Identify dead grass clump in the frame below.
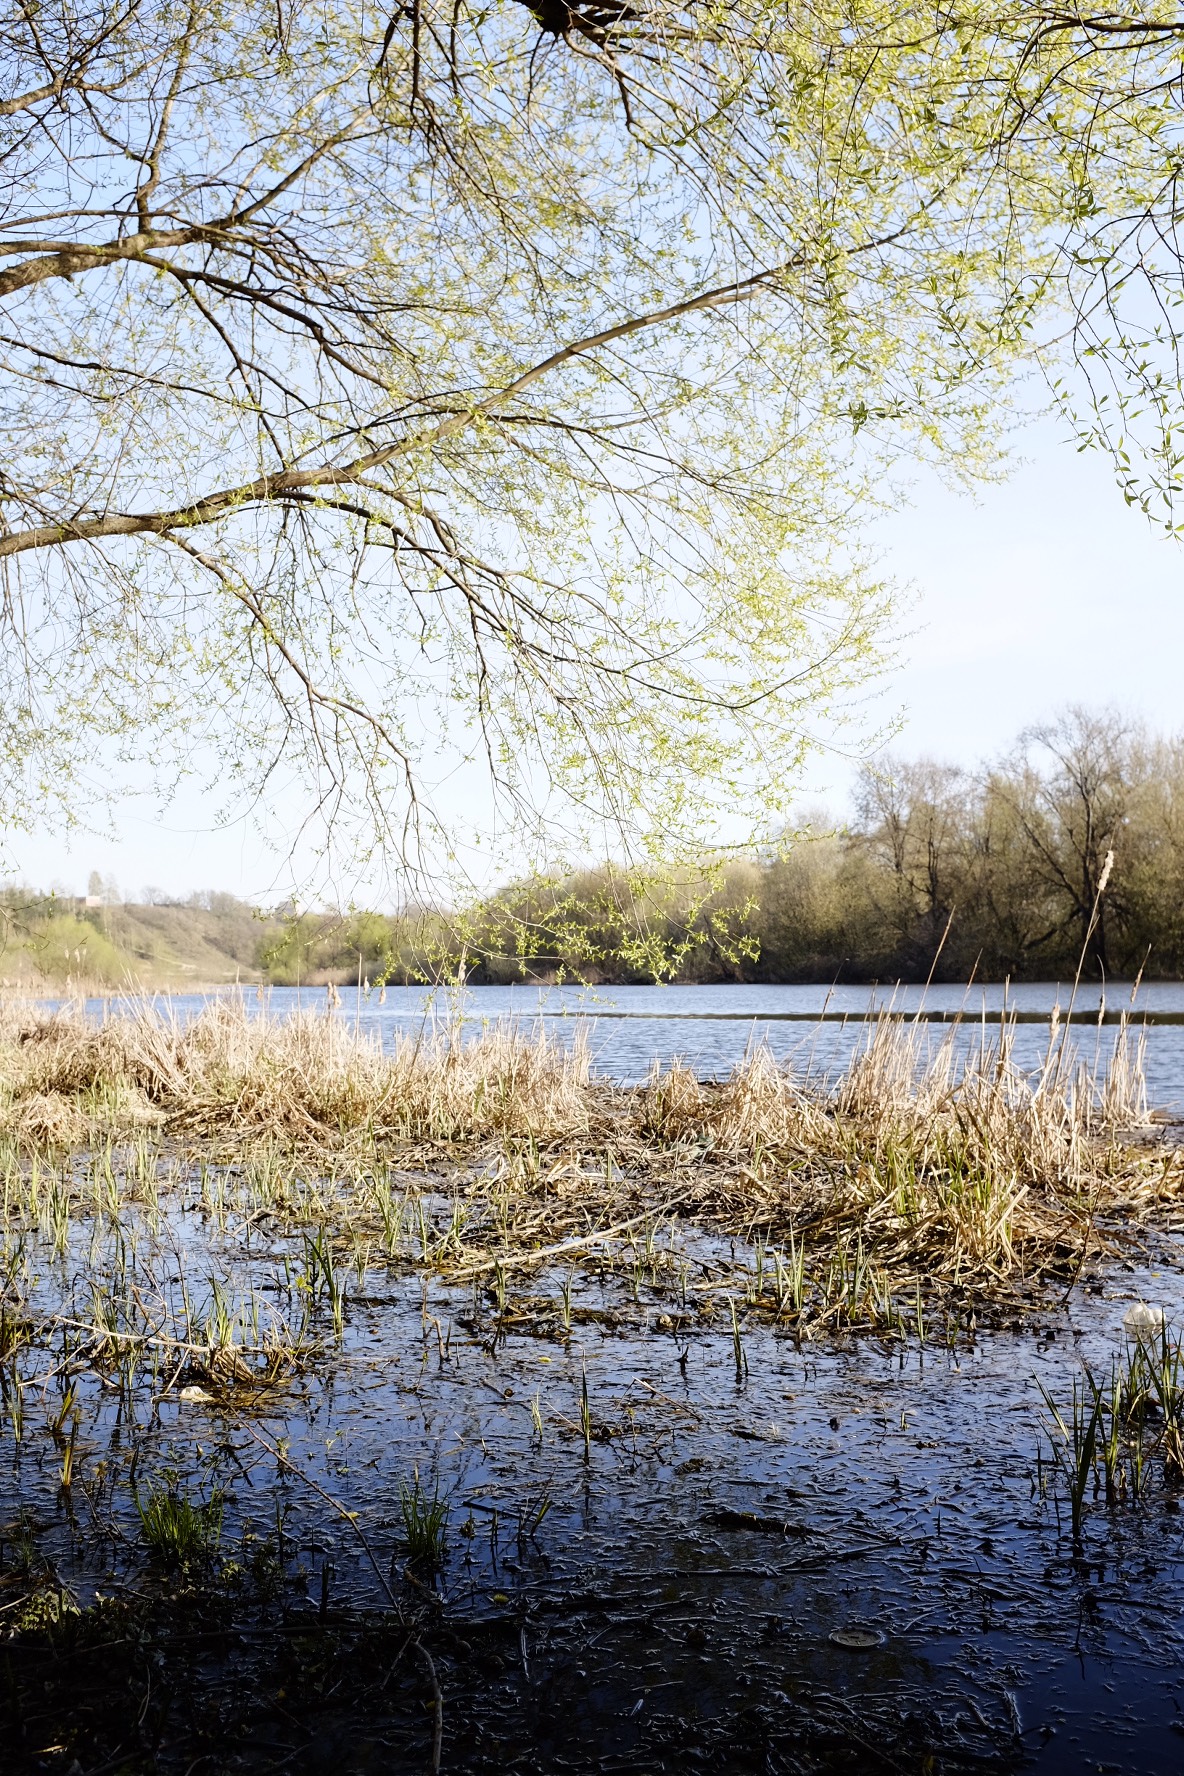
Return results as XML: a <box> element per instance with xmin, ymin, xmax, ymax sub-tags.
<box><xmin>0</xmin><ymin>997</ymin><xmax>1179</xmax><ymax>1313</ymax></box>
<box><xmin>377</xmin><ymin>1023</ymin><xmax>596</xmax><ymax>1142</ymax></box>
<box><xmin>1096</xmin><ymin>1018</ymin><xmax>1149</xmax><ymax>1127</ymax></box>
<box><xmin>7</xmin><ymin>1090</ymin><xmax>91</xmax><ymax>1150</ymax></box>
<box><xmin>0</xmin><ymin>1000</ymin><xmax>597</xmax><ymax>1145</ymax></box>
<box><xmin>831</xmin><ymin>1014</ymin><xmax>1151</xmax><ymax>1189</ymax></box>
<box><xmin>638</xmin><ymin>1049</ymin><xmax>825</xmax><ymax>1150</ymax></box>
<box><xmin>631</xmin><ymin>1018</ymin><xmax>1178</xmax><ymax>1300</ymax></box>
<box><xmin>10</xmin><ymin>1015</ymin><xmax>134</xmax><ymax>1099</ymax></box>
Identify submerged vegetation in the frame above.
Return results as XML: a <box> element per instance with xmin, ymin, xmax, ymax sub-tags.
<box><xmin>136</xmin><ymin>1476</ymin><xmax>225</xmax><ymax>1571</ymax></box>
<box><xmin>0</xmin><ymin>995</ymin><xmax>1174</xmax><ymax>1334</ymax></box>
<box><xmin>1040</xmin><ymin>1318</ymin><xmax>1184</xmax><ymax>1539</ymax></box>
<box><xmin>0</xmin><ymin>996</ymin><xmax>1181</xmax><ymax>1771</ymax></box>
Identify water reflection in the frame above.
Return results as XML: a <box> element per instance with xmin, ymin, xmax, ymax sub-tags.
<box><xmin>57</xmin><ymin>979</ymin><xmax>1184</xmax><ymax>1106</ymax></box>
<box><xmin>5</xmin><ymin>1168</ymin><xmax>1184</xmax><ymax>1770</ymax></box>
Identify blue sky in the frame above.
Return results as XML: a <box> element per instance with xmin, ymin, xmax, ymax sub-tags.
<box><xmin>9</xmin><ymin>413</ymin><xmax>1183</xmax><ymax>905</ymax></box>
<box><xmin>861</xmin><ymin>416</ymin><xmax>1183</xmax><ymax>769</ymax></box>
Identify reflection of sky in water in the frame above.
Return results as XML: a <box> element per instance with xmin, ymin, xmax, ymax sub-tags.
<box><xmin>8</xmin><ymin>1179</ymin><xmax>1184</xmax><ymax>1770</ymax></box>
<box><xmin>9</xmin><ymin>983</ymin><xmax>1184</xmax><ymax>1766</ymax></box>
<box><xmin>74</xmin><ymin>981</ymin><xmax>1184</xmax><ymax>1107</ymax></box>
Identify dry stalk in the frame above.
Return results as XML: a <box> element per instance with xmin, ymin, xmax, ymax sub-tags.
<box><xmin>0</xmin><ymin>999</ymin><xmax>1176</xmax><ymax>1307</ymax></box>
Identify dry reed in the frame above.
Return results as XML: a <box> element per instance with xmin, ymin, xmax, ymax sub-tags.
<box><xmin>0</xmin><ymin>998</ymin><xmax>597</xmax><ymax>1143</ymax></box>
<box><xmin>0</xmin><ymin>997</ymin><xmax>1178</xmax><ymax>1311</ymax></box>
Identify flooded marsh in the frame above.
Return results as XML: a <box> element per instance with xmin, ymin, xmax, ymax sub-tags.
<box><xmin>2</xmin><ymin>1001</ymin><xmax>1184</xmax><ymax>1771</ymax></box>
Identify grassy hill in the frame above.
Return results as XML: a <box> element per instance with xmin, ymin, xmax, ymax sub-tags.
<box><xmin>0</xmin><ymin>893</ymin><xmax>280</xmax><ymax>991</ymax></box>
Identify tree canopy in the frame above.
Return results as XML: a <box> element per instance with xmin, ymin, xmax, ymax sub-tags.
<box><xmin>433</xmin><ymin>710</ymin><xmax>1184</xmax><ymax>984</ymax></box>
<box><xmin>2</xmin><ymin>2</ymin><xmax>1183</xmax><ymax>880</ymax></box>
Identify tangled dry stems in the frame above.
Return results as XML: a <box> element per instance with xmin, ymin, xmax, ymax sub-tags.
<box><xmin>0</xmin><ymin>998</ymin><xmax>1178</xmax><ymax>1305</ymax></box>
<box><xmin>1</xmin><ymin>998</ymin><xmax>598</xmax><ymax>1144</ymax></box>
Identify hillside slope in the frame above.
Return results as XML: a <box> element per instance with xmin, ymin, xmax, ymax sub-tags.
<box><xmin>0</xmin><ymin>895</ymin><xmax>279</xmax><ymax>991</ymax></box>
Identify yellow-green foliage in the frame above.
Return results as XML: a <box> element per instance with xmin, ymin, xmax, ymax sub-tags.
<box><xmin>26</xmin><ymin>916</ymin><xmax>128</xmax><ymax>986</ymax></box>
<box><xmin>258</xmin><ymin>907</ymin><xmax>449</xmax><ymax>987</ymax></box>
<box><xmin>18</xmin><ymin>0</ymin><xmax>1184</xmax><ymax>879</ymax></box>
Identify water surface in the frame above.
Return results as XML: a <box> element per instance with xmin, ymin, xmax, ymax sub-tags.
<box><xmin>65</xmin><ymin>979</ymin><xmax>1184</xmax><ymax>1107</ymax></box>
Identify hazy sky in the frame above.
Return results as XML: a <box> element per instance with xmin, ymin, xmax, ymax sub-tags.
<box><xmin>9</xmin><ymin>412</ymin><xmax>1183</xmax><ymax>904</ymax></box>
<box><xmin>861</xmin><ymin>415</ymin><xmax>1182</xmax><ymax>770</ymax></box>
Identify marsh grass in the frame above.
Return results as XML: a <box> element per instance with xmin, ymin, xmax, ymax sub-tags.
<box><xmin>400</xmin><ymin>1474</ymin><xmax>448</xmax><ymax>1567</ymax></box>
<box><xmin>136</xmin><ymin>1475</ymin><xmax>224</xmax><ymax>1569</ymax></box>
<box><xmin>1041</xmin><ymin>1321</ymin><xmax>1184</xmax><ymax>1536</ymax></box>
<box><xmin>0</xmin><ymin>998</ymin><xmax>1177</xmax><ymax>1349</ymax></box>
<box><xmin>0</xmin><ymin>998</ymin><xmax>596</xmax><ymax>1144</ymax></box>
<box><xmin>0</xmin><ymin>990</ymin><xmax>1169</xmax><ymax>1775</ymax></box>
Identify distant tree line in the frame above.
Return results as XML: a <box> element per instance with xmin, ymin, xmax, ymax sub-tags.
<box><xmin>5</xmin><ymin>710</ymin><xmax>1182</xmax><ymax>987</ymax></box>
<box><xmin>454</xmin><ymin>709</ymin><xmax>1184</xmax><ymax>984</ymax></box>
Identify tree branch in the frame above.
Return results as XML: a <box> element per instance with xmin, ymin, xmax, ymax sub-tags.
<box><xmin>0</xmin><ymin>252</ymin><xmax>814</xmax><ymax>556</ymax></box>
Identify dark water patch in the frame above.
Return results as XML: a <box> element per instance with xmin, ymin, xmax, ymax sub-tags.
<box><xmin>6</xmin><ymin>1214</ymin><xmax>1184</xmax><ymax>1770</ymax></box>
<box><xmin>1</xmin><ymin>1114</ymin><xmax>1184</xmax><ymax>1773</ymax></box>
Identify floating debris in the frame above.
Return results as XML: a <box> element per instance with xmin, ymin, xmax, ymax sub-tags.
<box><xmin>1122</xmin><ymin>1301</ymin><xmax>1166</xmax><ymax>1342</ymax></box>
<box><xmin>828</xmin><ymin>1625</ymin><xmax>886</xmax><ymax>1650</ymax></box>
<box><xmin>703</xmin><ymin>1509</ymin><xmax>811</xmax><ymax>1537</ymax></box>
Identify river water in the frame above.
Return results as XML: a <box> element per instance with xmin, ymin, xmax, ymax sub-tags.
<box><xmin>79</xmin><ymin>979</ymin><xmax>1184</xmax><ymax>1107</ymax></box>
<box><xmin>6</xmin><ymin>1180</ymin><xmax>1184</xmax><ymax>1773</ymax></box>
<box><xmin>6</xmin><ymin>983</ymin><xmax>1184</xmax><ymax>1771</ymax></box>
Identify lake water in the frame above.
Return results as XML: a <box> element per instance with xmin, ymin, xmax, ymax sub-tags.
<box><xmin>71</xmin><ymin>979</ymin><xmax>1184</xmax><ymax>1109</ymax></box>
<box><xmin>7</xmin><ymin>984</ymin><xmax>1184</xmax><ymax>1769</ymax></box>
<box><xmin>7</xmin><ymin>1155</ymin><xmax>1184</xmax><ymax>1772</ymax></box>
